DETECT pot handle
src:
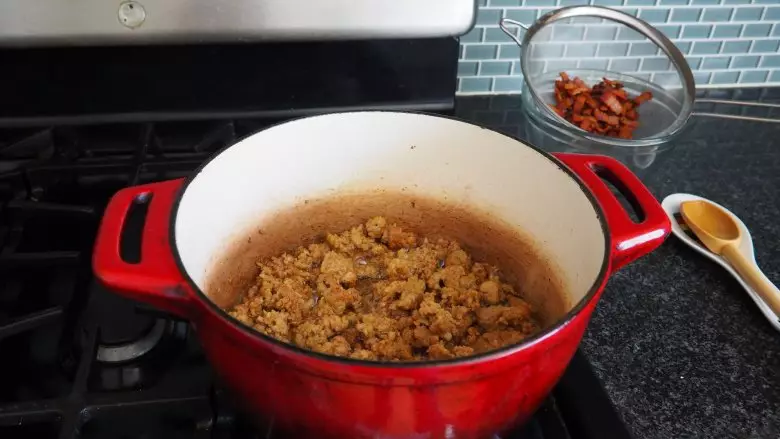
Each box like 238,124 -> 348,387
93,178 -> 192,317
553,153 -> 670,271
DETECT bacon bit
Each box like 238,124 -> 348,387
600,91 -> 623,115
580,118 -> 595,131
551,72 -> 653,139
573,95 -> 586,114
593,109 -> 620,127
556,97 -> 573,114
554,88 -> 565,103
593,109 -> 609,123
634,91 -> 653,105
602,77 -> 623,89
571,86 -> 590,96
594,122 -> 610,133
613,88 -> 628,100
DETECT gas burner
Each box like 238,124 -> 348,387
89,317 -> 189,391
87,280 -> 190,363
76,285 -> 193,391
96,318 -> 167,363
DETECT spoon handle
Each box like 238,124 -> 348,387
722,244 -> 780,317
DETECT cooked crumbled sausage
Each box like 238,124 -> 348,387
228,217 -> 541,361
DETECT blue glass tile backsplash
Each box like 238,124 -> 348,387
457,0 -> 780,94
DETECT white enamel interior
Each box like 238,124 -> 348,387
174,112 -> 607,313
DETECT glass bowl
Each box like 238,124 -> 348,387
520,79 -> 683,179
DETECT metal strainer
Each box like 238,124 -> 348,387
499,6 -> 777,146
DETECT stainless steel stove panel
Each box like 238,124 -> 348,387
0,0 -> 476,46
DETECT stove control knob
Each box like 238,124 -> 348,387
118,1 -> 146,29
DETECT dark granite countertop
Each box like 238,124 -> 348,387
455,88 -> 780,439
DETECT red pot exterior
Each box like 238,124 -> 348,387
194,291 -> 601,439
93,152 -> 670,439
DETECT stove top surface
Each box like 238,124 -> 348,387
0,117 -> 631,439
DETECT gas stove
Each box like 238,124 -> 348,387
0,115 -> 632,439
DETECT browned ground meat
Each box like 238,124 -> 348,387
228,217 -> 541,361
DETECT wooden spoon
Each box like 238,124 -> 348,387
680,199 -> 780,317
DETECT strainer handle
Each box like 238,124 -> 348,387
692,99 -> 780,124
499,18 -> 529,47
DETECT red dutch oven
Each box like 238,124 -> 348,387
93,112 -> 670,439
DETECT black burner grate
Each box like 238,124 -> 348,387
0,118 -> 630,439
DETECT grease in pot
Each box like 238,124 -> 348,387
205,192 -> 570,362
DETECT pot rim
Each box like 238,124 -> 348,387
168,110 -> 612,368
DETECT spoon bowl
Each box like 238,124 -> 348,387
680,200 -> 741,253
